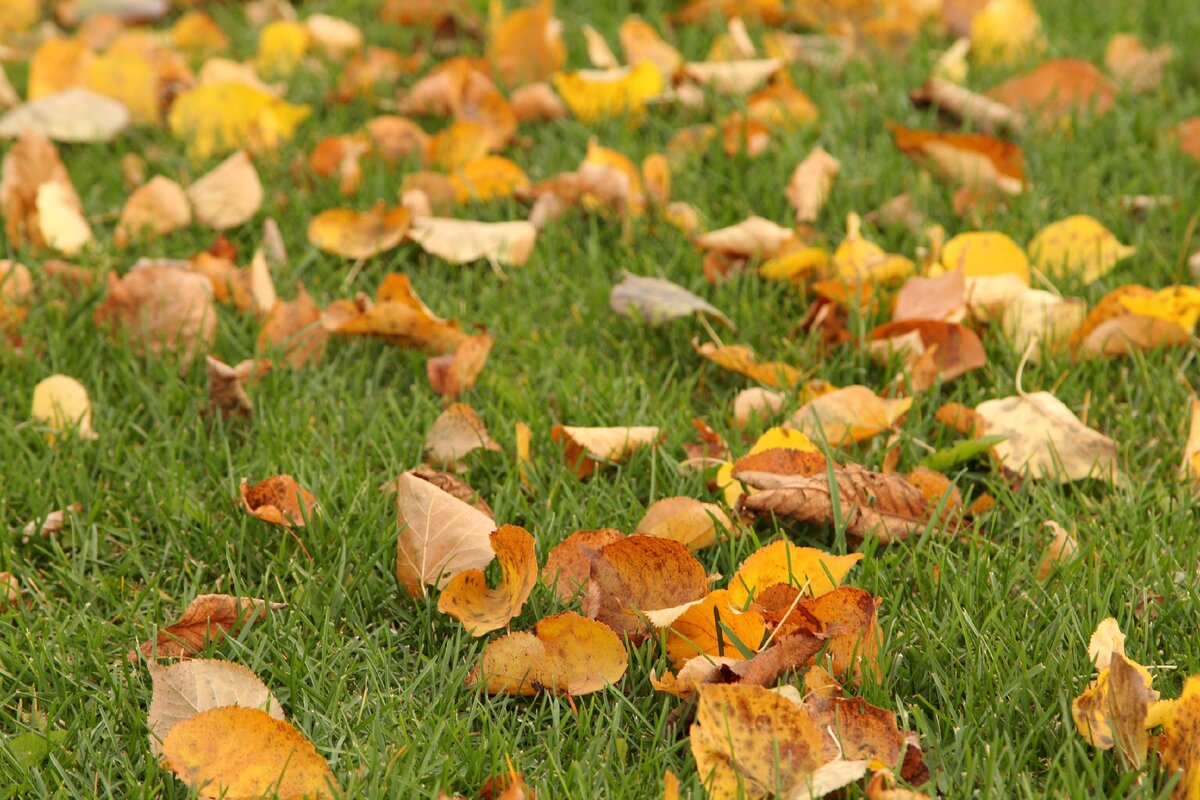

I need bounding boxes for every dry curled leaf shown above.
[136,594,287,660]
[739,463,953,542]
[437,525,537,636]
[583,535,709,639]
[146,659,283,756]
[785,147,840,223]
[1036,520,1079,581]
[162,706,338,799]
[239,474,316,528]
[466,611,627,696]
[258,285,327,368]
[395,469,495,599]
[94,268,217,367]
[1,129,89,252]
[552,424,661,479]
[330,273,467,353]
[206,356,269,418]
[889,121,1025,196]
[427,332,493,398]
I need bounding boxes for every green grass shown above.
[3,0,1200,797]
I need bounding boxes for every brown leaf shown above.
[739,463,953,542]
[187,150,264,230]
[893,269,966,323]
[239,474,317,528]
[94,268,217,367]
[730,448,828,490]
[869,319,987,388]
[909,77,1026,134]
[466,611,627,696]
[146,658,283,756]
[785,147,840,223]
[437,525,537,636]
[135,594,287,660]
[987,59,1117,128]
[259,285,328,368]
[541,528,625,602]
[205,356,269,418]
[426,332,493,398]
[583,535,709,640]
[888,121,1025,196]
[551,424,661,479]
[423,402,501,468]
[395,469,495,598]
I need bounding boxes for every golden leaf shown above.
[169,83,310,158]
[438,525,537,636]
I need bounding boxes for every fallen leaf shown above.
[116,176,192,247]
[168,83,310,158]
[239,475,316,528]
[488,0,565,85]
[1070,285,1195,358]
[0,88,130,142]
[693,341,801,389]
[94,268,217,367]
[330,273,467,353]
[305,13,362,59]
[656,589,767,669]
[395,469,495,598]
[437,525,537,636]
[424,403,502,468]
[689,683,836,800]
[258,285,327,368]
[1176,118,1200,163]
[307,203,411,259]
[739,463,951,542]
[449,155,530,203]
[0,572,19,610]
[1184,399,1200,486]
[551,424,661,479]
[542,528,624,602]
[31,374,98,441]
[206,356,268,418]
[940,230,1031,283]
[407,216,537,267]
[889,121,1025,196]
[1036,520,1078,581]
[256,19,311,77]
[635,496,735,551]
[695,215,795,259]
[147,659,283,756]
[727,541,863,606]
[1104,34,1173,93]
[187,151,264,231]
[162,706,338,799]
[683,59,783,95]
[136,594,287,660]
[35,181,92,255]
[732,387,786,428]
[620,16,682,74]
[869,319,987,388]
[427,332,493,398]
[910,76,1026,134]
[832,213,914,284]
[893,269,966,323]
[975,391,1118,483]
[1000,287,1086,357]
[553,62,664,122]
[583,535,709,639]
[610,272,733,327]
[986,59,1117,128]
[785,147,840,223]
[466,611,627,696]
[788,385,912,445]
[1160,675,1200,799]
[969,0,1044,67]
[20,504,80,541]
[510,82,567,122]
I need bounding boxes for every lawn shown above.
[2,0,1200,798]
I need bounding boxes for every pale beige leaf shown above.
[407,216,536,266]
[695,215,794,257]
[785,147,839,223]
[116,176,191,247]
[187,151,264,230]
[31,374,98,440]
[683,59,782,95]
[423,403,501,468]
[146,659,283,756]
[36,182,92,254]
[975,391,1118,483]
[0,88,130,142]
[395,470,495,598]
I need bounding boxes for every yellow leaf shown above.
[31,374,98,441]
[833,213,914,284]
[438,525,537,636]
[635,496,735,551]
[172,11,231,57]
[1118,286,1200,333]
[551,425,660,479]
[169,83,310,158]
[693,341,801,389]
[84,51,159,126]
[27,37,92,101]
[307,203,411,259]
[1029,215,1134,284]
[256,20,310,77]
[939,231,1030,283]
[161,706,338,799]
[728,541,862,606]
[788,385,912,445]
[488,0,565,85]
[1161,675,1200,800]
[466,611,627,695]
[757,247,828,283]
[970,0,1045,67]
[660,589,766,669]
[449,155,530,203]
[552,61,664,123]
[1184,399,1200,486]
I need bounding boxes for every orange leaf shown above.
[258,285,327,368]
[438,525,537,636]
[239,474,316,528]
[658,589,767,669]
[427,332,493,398]
[136,594,287,660]
[889,121,1025,196]
[693,340,800,389]
[424,402,501,468]
[551,424,661,478]
[307,202,411,259]
[582,535,709,639]
[93,268,216,367]
[727,541,862,607]
[330,273,467,353]
[488,0,565,85]
[466,611,627,695]
[541,528,625,602]
[987,59,1117,128]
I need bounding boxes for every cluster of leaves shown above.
[3,0,1200,797]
